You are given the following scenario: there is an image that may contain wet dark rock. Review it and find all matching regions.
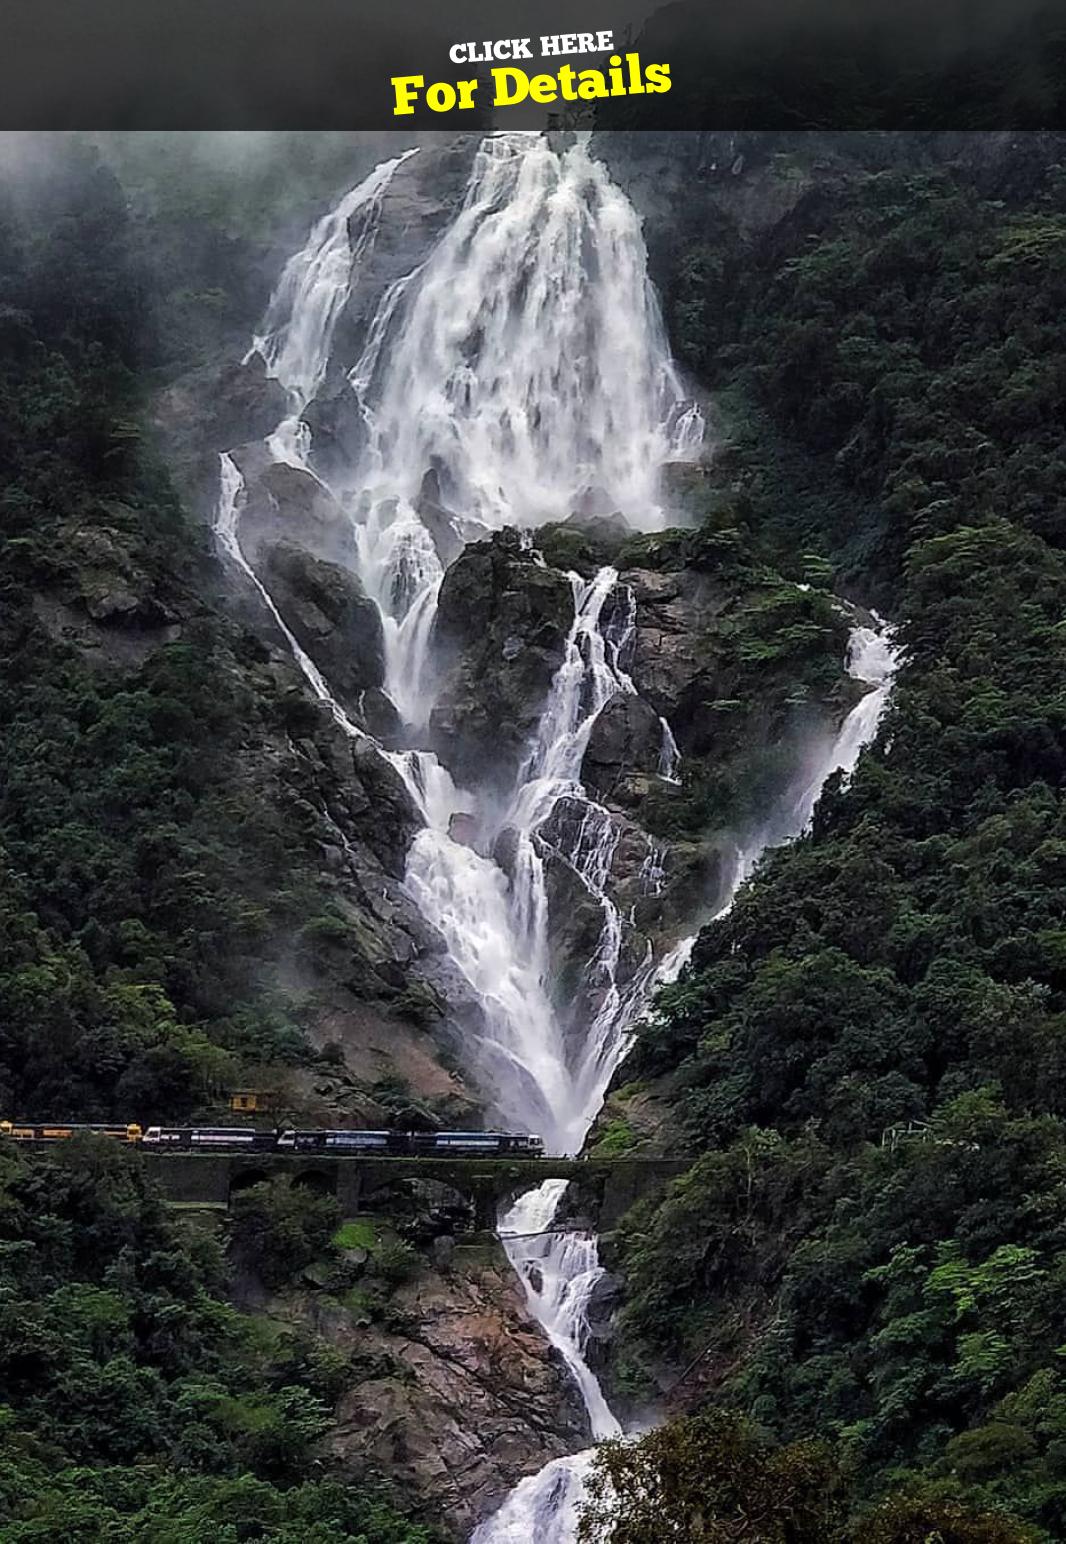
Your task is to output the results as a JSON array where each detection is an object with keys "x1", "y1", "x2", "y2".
[
  {"x1": 585, "y1": 1271, "x2": 623, "y2": 1339},
  {"x1": 622, "y1": 565, "x2": 729, "y2": 754},
  {"x1": 332, "y1": 137, "x2": 482, "y2": 359},
  {"x1": 417, "y1": 492, "x2": 465, "y2": 570},
  {"x1": 430, "y1": 1234, "x2": 456, "y2": 1270},
  {"x1": 236, "y1": 456, "x2": 359, "y2": 569},
  {"x1": 359, "y1": 686, "x2": 404, "y2": 746},
  {"x1": 536, "y1": 510, "x2": 633, "y2": 575},
  {"x1": 260, "y1": 541, "x2": 386, "y2": 709},
  {"x1": 301, "y1": 388, "x2": 369, "y2": 482},
  {"x1": 448, "y1": 811, "x2": 479, "y2": 847},
  {"x1": 582, "y1": 692, "x2": 664, "y2": 801},
  {"x1": 154, "y1": 352, "x2": 289, "y2": 462},
  {"x1": 431, "y1": 529, "x2": 573, "y2": 789}
]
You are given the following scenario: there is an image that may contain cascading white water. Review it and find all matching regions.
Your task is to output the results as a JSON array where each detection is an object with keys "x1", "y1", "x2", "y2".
[
  {"x1": 473, "y1": 617, "x2": 899, "y2": 1544},
  {"x1": 398, "y1": 561, "x2": 662, "y2": 1156},
  {"x1": 498, "y1": 567, "x2": 655, "y2": 1154},
  {"x1": 351, "y1": 132, "x2": 699, "y2": 529},
  {"x1": 216, "y1": 453, "x2": 366, "y2": 735},
  {"x1": 249, "y1": 150, "x2": 418, "y2": 412},
  {"x1": 341, "y1": 130, "x2": 703, "y2": 722},
  {"x1": 657, "y1": 717, "x2": 682, "y2": 783},
  {"x1": 225, "y1": 133, "x2": 702, "y2": 1161}
]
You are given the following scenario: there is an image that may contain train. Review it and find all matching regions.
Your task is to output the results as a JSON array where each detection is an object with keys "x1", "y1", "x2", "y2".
[{"x1": 0, "y1": 1121, "x2": 545, "y2": 1157}]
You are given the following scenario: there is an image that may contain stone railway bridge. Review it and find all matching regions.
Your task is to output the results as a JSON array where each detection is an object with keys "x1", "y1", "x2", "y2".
[{"x1": 145, "y1": 1153, "x2": 688, "y2": 1230}]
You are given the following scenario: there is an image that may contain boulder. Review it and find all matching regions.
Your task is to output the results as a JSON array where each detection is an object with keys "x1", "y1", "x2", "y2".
[
  {"x1": 300, "y1": 387, "x2": 368, "y2": 482},
  {"x1": 585, "y1": 1270, "x2": 623, "y2": 1339},
  {"x1": 536, "y1": 510, "x2": 632, "y2": 575},
  {"x1": 448, "y1": 811, "x2": 479, "y2": 847},
  {"x1": 415, "y1": 467, "x2": 465, "y2": 569},
  {"x1": 431, "y1": 529, "x2": 574, "y2": 788},
  {"x1": 60, "y1": 523, "x2": 181, "y2": 629},
  {"x1": 154, "y1": 352, "x2": 289, "y2": 462},
  {"x1": 236, "y1": 456, "x2": 359, "y2": 570},
  {"x1": 623, "y1": 565, "x2": 728, "y2": 753},
  {"x1": 582, "y1": 692, "x2": 664, "y2": 801},
  {"x1": 259, "y1": 542, "x2": 386, "y2": 710}
]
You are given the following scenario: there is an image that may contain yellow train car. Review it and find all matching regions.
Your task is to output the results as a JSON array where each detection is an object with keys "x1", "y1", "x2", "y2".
[{"x1": 0, "y1": 1122, "x2": 142, "y2": 1143}]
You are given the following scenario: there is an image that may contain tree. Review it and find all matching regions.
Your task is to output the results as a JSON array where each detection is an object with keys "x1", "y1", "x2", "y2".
[
  {"x1": 577, "y1": 1412, "x2": 845, "y2": 1542},
  {"x1": 227, "y1": 1177, "x2": 339, "y2": 1289},
  {"x1": 578, "y1": 1414, "x2": 1034, "y2": 1544}
]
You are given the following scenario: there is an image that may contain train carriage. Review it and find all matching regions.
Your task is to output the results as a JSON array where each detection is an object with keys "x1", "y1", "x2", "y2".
[
  {"x1": 2, "y1": 1121, "x2": 545, "y2": 1156},
  {"x1": 0, "y1": 1121, "x2": 143, "y2": 1143}
]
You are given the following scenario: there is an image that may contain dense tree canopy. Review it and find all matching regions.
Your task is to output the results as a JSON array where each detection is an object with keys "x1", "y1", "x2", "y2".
[
  {"x1": 578, "y1": 1412, "x2": 1032, "y2": 1543},
  {"x1": 0, "y1": 1137, "x2": 431, "y2": 1540}
]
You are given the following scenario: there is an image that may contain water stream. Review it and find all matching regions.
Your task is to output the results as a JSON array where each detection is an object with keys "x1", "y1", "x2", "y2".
[
  {"x1": 211, "y1": 131, "x2": 898, "y2": 1542},
  {"x1": 473, "y1": 621, "x2": 898, "y2": 1543}
]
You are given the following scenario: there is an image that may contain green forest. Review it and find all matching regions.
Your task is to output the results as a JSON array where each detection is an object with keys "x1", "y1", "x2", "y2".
[
  {"x1": 606, "y1": 139, "x2": 1066, "y2": 1539},
  {"x1": 0, "y1": 137, "x2": 378, "y2": 1123},
  {"x1": 0, "y1": 136, "x2": 438, "y2": 1540},
  {"x1": 0, "y1": 1137, "x2": 432, "y2": 1540}
]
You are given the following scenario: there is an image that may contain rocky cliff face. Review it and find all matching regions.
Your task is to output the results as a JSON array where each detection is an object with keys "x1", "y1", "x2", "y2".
[
  {"x1": 249, "y1": 1234, "x2": 588, "y2": 1539},
  {"x1": 424, "y1": 520, "x2": 855, "y2": 1065},
  {"x1": 260, "y1": 541, "x2": 387, "y2": 710},
  {"x1": 328, "y1": 1247, "x2": 587, "y2": 1535}
]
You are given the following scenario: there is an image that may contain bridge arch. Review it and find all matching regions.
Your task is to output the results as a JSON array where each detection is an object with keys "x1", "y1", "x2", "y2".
[{"x1": 228, "y1": 1166, "x2": 271, "y2": 1201}]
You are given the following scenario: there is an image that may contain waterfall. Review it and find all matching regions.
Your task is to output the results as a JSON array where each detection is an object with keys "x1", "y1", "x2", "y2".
[
  {"x1": 249, "y1": 149, "x2": 418, "y2": 410},
  {"x1": 340, "y1": 130, "x2": 702, "y2": 720},
  {"x1": 473, "y1": 616, "x2": 898, "y2": 1543},
  {"x1": 215, "y1": 453, "x2": 368, "y2": 737},
  {"x1": 220, "y1": 133, "x2": 701, "y2": 1158},
  {"x1": 657, "y1": 717, "x2": 682, "y2": 782},
  {"x1": 211, "y1": 131, "x2": 896, "y2": 1544},
  {"x1": 349, "y1": 132, "x2": 698, "y2": 529},
  {"x1": 784, "y1": 618, "x2": 898, "y2": 836}
]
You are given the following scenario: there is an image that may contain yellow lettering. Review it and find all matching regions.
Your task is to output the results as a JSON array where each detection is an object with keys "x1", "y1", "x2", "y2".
[
  {"x1": 391, "y1": 75, "x2": 424, "y2": 115},
  {"x1": 492, "y1": 67, "x2": 531, "y2": 105}
]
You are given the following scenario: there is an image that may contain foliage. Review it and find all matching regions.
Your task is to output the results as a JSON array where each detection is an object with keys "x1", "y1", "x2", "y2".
[
  {"x1": 578, "y1": 1412, "x2": 1030, "y2": 1543},
  {"x1": 228, "y1": 1178, "x2": 340, "y2": 1289},
  {"x1": 0, "y1": 1140, "x2": 431, "y2": 1539},
  {"x1": 0, "y1": 137, "x2": 354, "y2": 1121}
]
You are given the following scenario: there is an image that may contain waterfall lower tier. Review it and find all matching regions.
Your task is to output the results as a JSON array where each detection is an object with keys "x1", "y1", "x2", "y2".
[
  {"x1": 472, "y1": 617, "x2": 899, "y2": 1542},
  {"x1": 500, "y1": 1182, "x2": 620, "y2": 1442},
  {"x1": 470, "y1": 1450, "x2": 597, "y2": 1544}
]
